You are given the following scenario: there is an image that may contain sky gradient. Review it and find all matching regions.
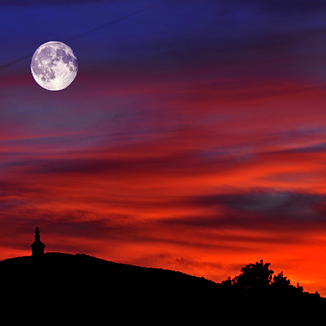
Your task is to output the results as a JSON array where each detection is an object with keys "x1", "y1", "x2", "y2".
[{"x1": 1, "y1": 0, "x2": 326, "y2": 296}]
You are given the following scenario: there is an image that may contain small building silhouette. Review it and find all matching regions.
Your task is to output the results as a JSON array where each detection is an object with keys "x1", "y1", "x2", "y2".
[{"x1": 31, "y1": 227, "x2": 45, "y2": 257}]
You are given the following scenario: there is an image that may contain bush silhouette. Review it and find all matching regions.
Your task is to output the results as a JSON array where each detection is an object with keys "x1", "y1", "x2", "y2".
[
  {"x1": 231, "y1": 259, "x2": 273, "y2": 292},
  {"x1": 271, "y1": 271, "x2": 303, "y2": 295},
  {"x1": 272, "y1": 271, "x2": 291, "y2": 288},
  {"x1": 221, "y1": 259, "x2": 312, "y2": 301}
]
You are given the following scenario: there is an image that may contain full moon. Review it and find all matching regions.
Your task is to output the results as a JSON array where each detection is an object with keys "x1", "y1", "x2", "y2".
[{"x1": 30, "y1": 41, "x2": 78, "y2": 91}]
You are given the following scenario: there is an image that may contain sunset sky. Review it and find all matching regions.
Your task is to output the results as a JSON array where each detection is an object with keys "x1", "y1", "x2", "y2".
[{"x1": 1, "y1": 0, "x2": 326, "y2": 296}]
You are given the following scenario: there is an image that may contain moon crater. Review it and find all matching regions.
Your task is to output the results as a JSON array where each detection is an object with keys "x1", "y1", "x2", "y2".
[{"x1": 31, "y1": 41, "x2": 78, "y2": 91}]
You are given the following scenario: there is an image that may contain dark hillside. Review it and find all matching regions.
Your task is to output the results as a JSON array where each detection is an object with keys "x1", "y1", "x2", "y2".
[
  {"x1": 0, "y1": 252, "x2": 221, "y2": 321},
  {"x1": 0, "y1": 253, "x2": 324, "y2": 322}
]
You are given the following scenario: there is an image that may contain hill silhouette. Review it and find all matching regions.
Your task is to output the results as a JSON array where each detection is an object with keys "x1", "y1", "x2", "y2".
[{"x1": 0, "y1": 253, "x2": 324, "y2": 322}]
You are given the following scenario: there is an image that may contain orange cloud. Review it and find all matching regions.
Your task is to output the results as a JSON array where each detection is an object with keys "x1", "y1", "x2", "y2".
[{"x1": 2, "y1": 72, "x2": 326, "y2": 295}]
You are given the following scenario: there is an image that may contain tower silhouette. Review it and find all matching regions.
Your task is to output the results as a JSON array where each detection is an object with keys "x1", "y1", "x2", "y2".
[{"x1": 31, "y1": 227, "x2": 45, "y2": 257}]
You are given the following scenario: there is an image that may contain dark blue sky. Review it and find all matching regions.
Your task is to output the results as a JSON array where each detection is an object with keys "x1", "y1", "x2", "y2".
[{"x1": 1, "y1": 0, "x2": 325, "y2": 76}]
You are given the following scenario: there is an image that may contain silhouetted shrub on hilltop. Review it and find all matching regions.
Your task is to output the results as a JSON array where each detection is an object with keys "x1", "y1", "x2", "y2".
[{"x1": 220, "y1": 259, "x2": 323, "y2": 302}]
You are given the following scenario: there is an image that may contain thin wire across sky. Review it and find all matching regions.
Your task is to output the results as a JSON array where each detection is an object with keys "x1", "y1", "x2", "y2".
[{"x1": 0, "y1": 0, "x2": 168, "y2": 71}]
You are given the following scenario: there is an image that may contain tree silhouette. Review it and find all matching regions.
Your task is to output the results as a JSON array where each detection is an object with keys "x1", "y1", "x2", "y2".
[
  {"x1": 221, "y1": 276, "x2": 232, "y2": 287},
  {"x1": 272, "y1": 271, "x2": 291, "y2": 289},
  {"x1": 222, "y1": 259, "x2": 312, "y2": 300},
  {"x1": 231, "y1": 259, "x2": 273, "y2": 293},
  {"x1": 271, "y1": 271, "x2": 305, "y2": 295}
]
